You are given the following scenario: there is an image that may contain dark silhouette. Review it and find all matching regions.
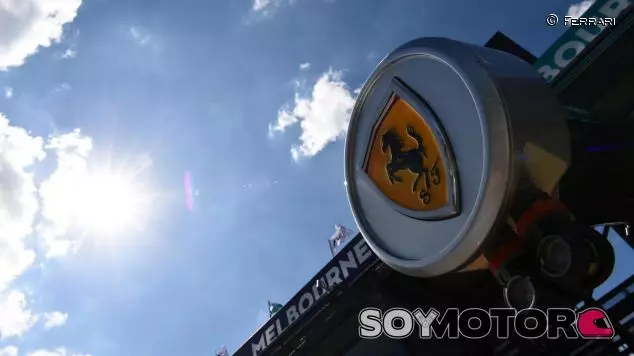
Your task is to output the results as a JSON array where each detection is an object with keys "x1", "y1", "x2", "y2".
[{"x1": 381, "y1": 125, "x2": 430, "y2": 196}]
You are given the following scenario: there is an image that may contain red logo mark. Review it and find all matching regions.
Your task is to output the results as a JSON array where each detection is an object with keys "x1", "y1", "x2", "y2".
[{"x1": 577, "y1": 307, "x2": 615, "y2": 339}]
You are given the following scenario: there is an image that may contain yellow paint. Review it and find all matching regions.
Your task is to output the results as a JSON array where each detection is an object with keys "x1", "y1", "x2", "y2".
[
  {"x1": 457, "y1": 254, "x2": 490, "y2": 272},
  {"x1": 523, "y1": 143, "x2": 569, "y2": 196},
  {"x1": 365, "y1": 96, "x2": 448, "y2": 211}
]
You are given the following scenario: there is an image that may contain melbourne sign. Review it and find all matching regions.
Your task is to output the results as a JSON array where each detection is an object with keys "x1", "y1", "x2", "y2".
[
  {"x1": 534, "y1": 0, "x2": 632, "y2": 82},
  {"x1": 233, "y1": 235, "x2": 378, "y2": 356}
]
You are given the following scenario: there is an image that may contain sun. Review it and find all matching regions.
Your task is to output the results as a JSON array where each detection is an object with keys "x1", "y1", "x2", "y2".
[{"x1": 72, "y1": 169, "x2": 152, "y2": 236}]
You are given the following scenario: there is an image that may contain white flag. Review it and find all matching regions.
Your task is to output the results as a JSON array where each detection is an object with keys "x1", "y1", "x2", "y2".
[
  {"x1": 216, "y1": 346, "x2": 229, "y2": 356},
  {"x1": 329, "y1": 224, "x2": 352, "y2": 256}
]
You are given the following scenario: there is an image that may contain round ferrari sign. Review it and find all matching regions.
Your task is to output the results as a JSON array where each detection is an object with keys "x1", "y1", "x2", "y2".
[{"x1": 344, "y1": 37, "x2": 570, "y2": 278}]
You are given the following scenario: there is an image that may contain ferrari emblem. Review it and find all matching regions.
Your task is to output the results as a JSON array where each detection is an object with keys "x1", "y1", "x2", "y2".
[{"x1": 363, "y1": 80, "x2": 459, "y2": 219}]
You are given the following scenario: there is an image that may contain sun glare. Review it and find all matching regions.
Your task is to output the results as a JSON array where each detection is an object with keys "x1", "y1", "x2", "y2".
[{"x1": 73, "y1": 170, "x2": 151, "y2": 236}]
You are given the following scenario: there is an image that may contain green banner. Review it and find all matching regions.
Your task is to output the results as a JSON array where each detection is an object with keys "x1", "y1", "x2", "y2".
[{"x1": 534, "y1": 0, "x2": 633, "y2": 82}]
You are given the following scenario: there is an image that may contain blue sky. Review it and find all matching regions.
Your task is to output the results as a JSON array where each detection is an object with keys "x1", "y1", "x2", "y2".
[{"x1": 0, "y1": 0, "x2": 631, "y2": 355}]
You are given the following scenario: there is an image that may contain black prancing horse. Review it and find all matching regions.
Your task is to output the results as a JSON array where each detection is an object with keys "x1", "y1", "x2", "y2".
[{"x1": 381, "y1": 125, "x2": 440, "y2": 203}]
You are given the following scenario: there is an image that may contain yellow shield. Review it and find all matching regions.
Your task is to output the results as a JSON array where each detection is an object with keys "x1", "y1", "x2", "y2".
[{"x1": 364, "y1": 94, "x2": 449, "y2": 212}]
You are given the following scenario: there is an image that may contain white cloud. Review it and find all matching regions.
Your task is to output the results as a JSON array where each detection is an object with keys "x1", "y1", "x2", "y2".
[
  {"x1": 4, "y1": 87, "x2": 13, "y2": 99},
  {"x1": 3, "y1": 119, "x2": 152, "y2": 260},
  {"x1": 0, "y1": 290, "x2": 39, "y2": 339},
  {"x1": 29, "y1": 349, "x2": 63, "y2": 356},
  {"x1": 43, "y1": 311, "x2": 68, "y2": 329},
  {"x1": 253, "y1": 0, "x2": 273, "y2": 12},
  {"x1": 28, "y1": 348, "x2": 91, "y2": 356},
  {"x1": 128, "y1": 26, "x2": 162, "y2": 54},
  {"x1": 299, "y1": 62, "x2": 310, "y2": 71},
  {"x1": 0, "y1": 114, "x2": 43, "y2": 291},
  {"x1": 0, "y1": 0, "x2": 83, "y2": 70},
  {"x1": 566, "y1": 0, "x2": 595, "y2": 19},
  {"x1": 51, "y1": 83, "x2": 72, "y2": 95},
  {"x1": 0, "y1": 117, "x2": 41, "y2": 340},
  {"x1": 269, "y1": 69, "x2": 358, "y2": 161},
  {"x1": 58, "y1": 29, "x2": 79, "y2": 60},
  {"x1": 38, "y1": 129, "x2": 93, "y2": 258},
  {"x1": 0, "y1": 114, "x2": 45, "y2": 340},
  {"x1": 29, "y1": 351, "x2": 62, "y2": 356},
  {"x1": 130, "y1": 26, "x2": 151, "y2": 46},
  {"x1": 0, "y1": 114, "x2": 94, "y2": 342},
  {"x1": 61, "y1": 49, "x2": 76, "y2": 59},
  {"x1": 252, "y1": 0, "x2": 295, "y2": 15},
  {"x1": 0, "y1": 235, "x2": 35, "y2": 298},
  {"x1": 268, "y1": 109, "x2": 297, "y2": 137},
  {"x1": 2, "y1": 111, "x2": 94, "y2": 266},
  {"x1": 0, "y1": 346, "x2": 18, "y2": 356}
]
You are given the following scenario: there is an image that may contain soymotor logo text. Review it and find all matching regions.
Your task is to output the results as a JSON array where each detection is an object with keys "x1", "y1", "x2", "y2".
[{"x1": 359, "y1": 307, "x2": 615, "y2": 340}]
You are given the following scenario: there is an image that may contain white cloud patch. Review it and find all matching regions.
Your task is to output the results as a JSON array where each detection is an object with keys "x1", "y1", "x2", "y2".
[
  {"x1": 251, "y1": 0, "x2": 295, "y2": 15},
  {"x1": 0, "y1": 346, "x2": 18, "y2": 356},
  {"x1": 0, "y1": 114, "x2": 43, "y2": 291},
  {"x1": 130, "y1": 26, "x2": 151, "y2": 46},
  {"x1": 42, "y1": 311, "x2": 68, "y2": 329},
  {"x1": 128, "y1": 26, "x2": 162, "y2": 54},
  {"x1": 61, "y1": 49, "x2": 76, "y2": 59},
  {"x1": 28, "y1": 348, "x2": 91, "y2": 356},
  {"x1": 253, "y1": 0, "x2": 274, "y2": 12},
  {"x1": 4, "y1": 87, "x2": 13, "y2": 99},
  {"x1": 566, "y1": 0, "x2": 595, "y2": 18},
  {"x1": 269, "y1": 69, "x2": 358, "y2": 161},
  {"x1": 38, "y1": 129, "x2": 93, "y2": 258},
  {"x1": 0, "y1": 290, "x2": 38, "y2": 339},
  {"x1": 299, "y1": 62, "x2": 310, "y2": 71},
  {"x1": 268, "y1": 109, "x2": 297, "y2": 137},
  {"x1": 0, "y1": 0, "x2": 83, "y2": 70},
  {"x1": 0, "y1": 115, "x2": 42, "y2": 340},
  {"x1": 1, "y1": 114, "x2": 96, "y2": 340},
  {"x1": 59, "y1": 29, "x2": 79, "y2": 60},
  {"x1": 51, "y1": 83, "x2": 71, "y2": 95}
]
